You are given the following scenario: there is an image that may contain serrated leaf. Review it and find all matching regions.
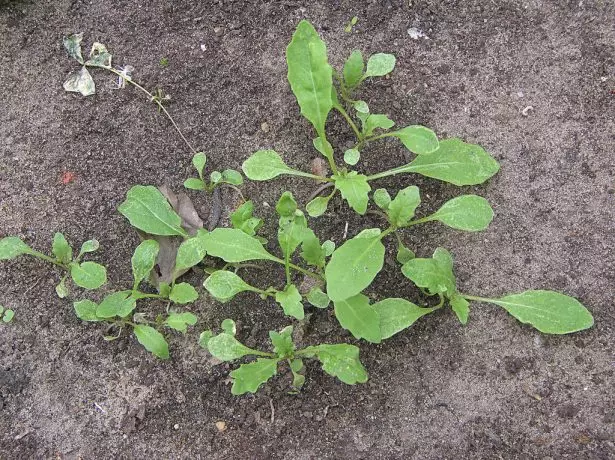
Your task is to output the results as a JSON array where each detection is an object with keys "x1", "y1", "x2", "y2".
[
  {"x1": 85, "y1": 42, "x2": 112, "y2": 67},
  {"x1": 169, "y1": 282, "x2": 198, "y2": 304},
  {"x1": 343, "y1": 149, "x2": 360, "y2": 166},
  {"x1": 373, "y1": 298, "x2": 436, "y2": 340},
  {"x1": 202, "y1": 228, "x2": 276, "y2": 262},
  {"x1": 387, "y1": 186, "x2": 420, "y2": 227},
  {"x1": 175, "y1": 229, "x2": 208, "y2": 271},
  {"x1": 0, "y1": 237, "x2": 32, "y2": 260},
  {"x1": 401, "y1": 248, "x2": 456, "y2": 296},
  {"x1": 275, "y1": 284, "x2": 304, "y2": 320},
  {"x1": 300, "y1": 231, "x2": 325, "y2": 268},
  {"x1": 192, "y1": 152, "x2": 207, "y2": 177},
  {"x1": 63, "y1": 67, "x2": 95, "y2": 96},
  {"x1": 242, "y1": 150, "x2": 294, "y2": 181},
  {"x1": 165, "y1": 312, "x2": 198, "y2": 333},
  {"x1": 306, "y1": 287, "x2": 330, "y2": 309},
  {"x1": 343, "y1": 50, "x2": 364, "y2": 88},
  {"x1": 52, "y1": 232, "x2": 72, "y2": 263},
  {"x1": 133, "y1": 325, "x2": 169, "y2": 359},
  {"x1": 63, "y1": 33, "x2": 84, "y2": 64},
  {"x1": 183, "y1": 178, "x2": 206, "y2": 190},
  {"x1": 78, "y1": 239, "x2": 100, "y2": 258},
  {"x1": 73, "y1": 299, "x2": 100, "y2": 322},
  {"x1": 404, "y1": 138, "x2": 500, "y2": 186},
  {"x1": 429, "y1": 195, "x2": 494, "y2": 231},
  {"x1": 334, "y1": 172, "x2": 371, "y2": 215},
  {"x1": 363, "y1": 114, "x2": 395, "y2": 137},
  {"x1": 269, "y1": 326, "x2": 294, "y2": 357},
  {"x1": 333, "y1": 294, "x2": 381, "y2": 343},
  {"x1": 483, "y1": 290, "x2": 594, "y2": 334},
  {"x1": 207, "y1": 332, "x2": 256, "y2": 361},
  {"x1": 70, "y1": 261, "x2": 107, "y2": 289},
  {"x1": 276, "y1": 191, "x2": 298, "y2": 217},
  {"x1": 450, "y1": 294, "x2": 470, "y2": 325},
  {"x1": 303, "y1": 344, "x2": 367, "y2": 384},
  {"x1": 393, "y1": 126, "x2": 439, "y2": 155},
  {"x1": 131, "y1": 239, "x2": 160, "y2": 286},
  {"x1": 306, "y1": 195, "x2": 331, "y2": 217},
  {"x1": 325, "y1": 234, "x2": 385, "y2": 301},
  {"x1": 230, "y1": 358, "x2": 279, "y2": 395},
  {"x1": 96, "y1": 291, "x2": 136, "y2": 318},
  {"x1": 365, "y1": 53, "x2": 396, "y2": 77},
  {"x1": 373, "y1": 188, "x2": 391, "y2": 210},
  {"x1": 286, "y1": 20, "x2": 333, "y2": 136},
  {"x1": 204, "y1": 270, "x2": 254, "y2": 302},
  {"x1": 221, "y1": 169, "x2": 243, "y2": 185},
  {"x1": 118, "y1": 185, "x2": 187, "y2": 236}
]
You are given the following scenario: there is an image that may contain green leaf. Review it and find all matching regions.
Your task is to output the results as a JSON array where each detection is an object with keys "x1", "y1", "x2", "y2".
[
  {"x1": 96, "y1": 291, "x2": 136, "y2": 318},
  {"x1": 278, "y1": 212, "x2": 309, "y2": 259},
  {"x1": 396, "y1": 243, "x2": 415, "y2": 264},
  {"x1": 343, "y1": 148, "x2": 360, "y2": 166},
  {"x1": 334, "y1": 172, "x2": 371, "y2": 215},
  {"x1": 230, "y1": 358, "x2": 279, "y2": 395},
  {"x1": 2, "y1": 309, "x2": 14, "y2": 323},
  {"x1": 175, "y1": 229, "x2": 208, "y2": 271},
  {"x1": 303, "y1": 344, "x2": 367, "y2": 384},
  {"x1": 405, "y1": 138, "x2": 500, "y2": 186},
  {"x1": 70, "y1": 261, "x2": 107, "y2": 289},
  {"x1": 118, "y1": 185, "x2": 187, "y2": 236},
  {"x1": 300, "y1": 231, "x2": 325, "y2": 268},
  {"x1": 204, "y1": 270, "x2": 255, "y2": 303},
  {"x1": 429, "y1": 195, "x2": 494, "y2": 231},
  {"x1": 183, "y1": 178, "x2": 206, "y2": 190},
  {"x1": 84, "y1": 42, "x2": 112, "y2": 67},
  {"x1": 131, "y1": 239, "x2": 160, "y2": 286},
  {"x1": 221, "y1": 318, "x2": 237, "y2": 335},
  {"x1": 393, "y1": 126, "x2": 439, "y2": 155},
  {"x1": 333, "y1": 294, "x2": 381, "y2": 343},
  {"x1": 373, "y1": 298, "x2": 435, "y2": 340},
  {"x1": 286, "y1": 20, "x2": 333, "y2": 135},
  {"x1": 275, "y1": 284, "x2": 304, "y2": 320},
  {"x1": 353, "y1": 100, "x2": 369, "y2": 113},
  {"x1": 313, "y1": 137, "x2": 333, "y2": 157},
  {"x1": 52, "y1": 232, "x2": 72, "y2": 263},
  {"x1": 207, "y1": 333, "x2": 257, "y2": 361},
  {"x1": 78, "y1": 239, "x2": 100, "y2": 258},
  {"x1": 306, "y1": 287, "x2": 330, "y2": 309},
  {"x1": 482, "y1": 290, "x2": 594, "y2": 334},
  {"x1": 242, "y1": 150, "x2": 294, "y2": 181},
  {"x1": 63, "y1": 67, "x2": 95, "y2": 96},
  {"x1": 55, "y1": 279, "x2": 69, "y2": 298},
  {"x1": 450, "y1": 294, "x2": 470, "y2": 325},
  {"x1": 221, "y1": 169, "x2": 243, "y2": 185},
  {"x1": 165, "y1": 312, "x2": 198, "y2": 333},
  {"x1": 63, "y1": 33, "x2": 84, "y2": 64},
  {"x1": 321, "y1": 240, "x2": 335, "y2": 256},
  {"x1": 202, "y1": 228, "x2": 277, "y2": 262},
  {"x1": 365, "y1": 53, "x2": 396, "y2": 77},
  {"x1": 363, "y1": 114, "x2": 395, "y2": 137},
  {"x1": 401, "y1": 249, "x2": 456, "y2": 296},
  {"x1": 198, "y1": 330, "x2": 214, "y2": 348},
  {"x1": 290, "y1": 358, "x2": 305, "y2": 389},
  {"x1": 343, "y1": 50, "x2": 364, "y2": 88},
  {"x1": 210, "y1": 171, "x2": 222, "y2": 184},
  {"x1": 73, "y1": 299, "x2": 100, "y2": 322},
  {"x1": 133, "y1": 325, "x2": 169, "y2": 359},
  {"x1": 169, "y1": 283, "x2": 199, "y2": 304},
  {"x1": 231, "y1": 201, "x2": 263, "y2": 236},
  {"x1": 0, "y1": 237, "x2": 32, "y2": 260},
  {"x1": 387, "y1": 186, "x2": 420, "y2": 227},
  {"x1": 276, "y1": 191, "x2": 298, "y2": 217},
  {"x1": 325, "y1": 234, "x2": 385, "y2": 301},
  {"x1": 269, "y1": 326, "x2": 294, "y2": 357},
  {"x1": 373, "y1": 188, "x2": 391, "y2": 210},
  {"x1": 192, "y1": 152, "x2": 207, "y2": 178},
  {"x1": 306, "y1": 196, "x2": 331, "y2": 217}
]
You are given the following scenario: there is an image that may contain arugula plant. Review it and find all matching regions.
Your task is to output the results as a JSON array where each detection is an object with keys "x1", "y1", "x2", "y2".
[
  {"x1": 0, "y1": 305, "x2": 15, "y2": 324},
  {"x1": 0, "y1": 233, "x2": 107, "y2": 298},
  {"x1": 241, "y1": 20, "x2": 499, "y2": 217},
  {"x1": 199, "y1": 320, "x2": 367, "y2": 394},
  {"x1": 183, "y1": 151, "x2": 243, "y2": 193}
]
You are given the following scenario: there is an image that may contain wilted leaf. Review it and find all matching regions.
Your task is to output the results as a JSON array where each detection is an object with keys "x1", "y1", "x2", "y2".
[{"x1": 64, "y1": 67, "x2": 95, "y2": 96}]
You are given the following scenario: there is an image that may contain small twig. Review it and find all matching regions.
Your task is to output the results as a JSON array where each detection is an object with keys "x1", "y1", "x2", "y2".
[{"x1": 269, "y1": 398, "x2": 275, "y2": 424}]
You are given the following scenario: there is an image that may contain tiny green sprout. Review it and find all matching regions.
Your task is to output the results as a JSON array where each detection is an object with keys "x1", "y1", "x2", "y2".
[
  {"x1": 159, "y1": 57, "x2": 169, "y2": 67},
  {"x1": 183, "y1": 151, "x2": 244, "y2": 193},
  {"x1": 200, "y1": 321, "x2": 367, "y2": 394},
  {"x1": 0, "y1": 305, "x2": 15, "y2": 323},
  {"x1": 344, "y1": 16, "x2": 358, "y2": 33}
]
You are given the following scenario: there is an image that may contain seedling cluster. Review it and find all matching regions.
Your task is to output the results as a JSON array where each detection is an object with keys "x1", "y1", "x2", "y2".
[{"x1": 0, "y1": 21, "x2": 594, "y2": 395}]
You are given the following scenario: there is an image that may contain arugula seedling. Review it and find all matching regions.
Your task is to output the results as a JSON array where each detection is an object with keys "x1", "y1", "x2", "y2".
[
  {"x1": 0, "y1": 234, "x2": 107, "y2": 298},
  {"x1": 199, "y1": 320, "x2": 367, "y2": 394},
  {"x1": 0, "y1": 305, "x2": 15, "y2": 323},
  {"x1": 183, "y1": 151, "x2": 244, "y2": 193}
]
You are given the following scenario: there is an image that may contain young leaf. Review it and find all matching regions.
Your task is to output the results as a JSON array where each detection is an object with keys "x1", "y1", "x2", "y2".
[
  {"x1": 242, "y1": 150, "x2": 294, "y2": 181},
  {"x1": 73, "y1": 299, "x2": 100, "y2": 322},
  {"x1": 118, "y1": 185, "x2": 187, "y2": 236},
  {"x1": 373, "y1": 188, "x2": 391, "y2": 210},
  {"x1": 204, "y1": 270, "x2": 255, "y2": 302},
  {"x1": 169, "y1": 283, "x2": 199, "y2": 304},
  {"x1": 231, "y1": 201, "x2": 263, "y2": 236},
  {"x1": 286, "y1": 20, "x2": 333, "y2": 136},
  {"x1": 363, "y1": 114, "x2": 395, "y2": 137},
  {"x1": 183, "y1": 178, "x2": 206, "y2": 190},
  {"x1": 278, "y1": 212, "x2": 309, "y2": 258},
  {"x1": 52, "y1": 232, "x2": 72, "y2": 263},
  {"x1": 275, "y1": 284, "x2": 305, "y2": 320},
  {"x1": 306, "y1": 196, "x2": 331, "y2": 218},
  {"x1": 373, "y1": 298, "x2": 436, "y2": 339},
  {"x1": 313, "y1": 137, "x2": 334, "y2": 157},
  {"x1": 198, "y1": 330, "x2": 214, "y2": 348},
  {"x1": 221, "y1": 319, "x2": 237, "y2": 335},
  {"x1": 63, "y1": 67, "x2": 95, "y2": 96},
  {"x1": 55, "y1": 279, "x2": 69, "y2": 298},
  {"x1": 344, "y1": 149, "x2": 360, "y2": 166},
  {"x1": 353, "y1": 100, "x2": 369, "y2": 113},
  {"x1": 481, "y1": 290, "x2": 594, "y2": 334},
  {"x1": 207, "y1": 332, "x2": 258, "y2": 361},
  {"x1": 175, "y1": 229, "x2": 208, "y2": 271},
  {"x1": 276, "y1": 191, "x2": 298, "y2": 217},
  {"x1": 2, "y1": 309, "x2": 15, "y2": 323},
  {"x1": 202, "y1": 228, "x2": 277, "y2": 262},
  {"x1": 402, "y1": 259, "x2": 452, "y2": 296},
  {"x1": 333, "y1": 294, "x2": 381, "y2": 343},
  {"x1": 343, "y1": 50, "x2": 364, "y2": 88},
  {"x1": 96, "y1": 291, "x2": 136, "y2": 318},
  {"x1": 325, "y1": 234, "x2": 385, "y2": 301},
  {"x1": 290, "y1": 358, "x2": 306, "y2": 389},
  {"x1": 450, "y1": 294, "x2": 470, "y2": 325},
  {"x1": 387, "y1": 186, "x2": 420, "y2": 227},
  {"x1": 133, "y1": 325, "x2": 170, "y2": 359},
  {"x1": 210, "y1": 171, "x2": 222, "y2": 184},
  {"x1": 230, "y1": 358, "x2": 279, "y2": 395},
  {"x1": 404, "y1": 138, "x2": 500, "y2": 186},
  {"x1": 396, "y1": 243, "x2": 415, "y2": 264},
  {"x1": 192, "y1": 152, "x2": 207, "y2": 178},
  {"x1": 321, "y1": 240, "x2": 335, "y2": 256},
  {"x1": 428, "y1": 195, "x2": 494, "y2": 231},
  {"x1": 365, "y1": 53, "x2": 396, "y2": 77},
  {"x1": 306, "y1": 287, "x2": 330, "y2": 309},
  {"x1": 334, "y1": 172, "x2": 371, "y2": 215},
  {"x1": 392, "y1": 126, "x2": 439, "y2": 155},
  {"x1": 165, "y1": 312, "x2": 198, "y2": 333},
  {"x1": 78, "y1": 239, "x2": 100, "y2": 258},
  {"x1": 0, "y1": 237, "x2": 32, "y2": 260},
  {"x1": 70, "y1": 261, "x2": 107, "y2": 289},
  {"x1": 63, "y1": 33, "x2": 84, "y2": 64},
  {"x1": 300, "y1": 232, "x2": 326, "y2": 268},
  {"x1": 85, "y1": 42, "x2": 112, "y2": 67},
  {"x1": 302, "y1": 344, "x2": 368, "y2": 384},
  {"x1": 221, "y1": 169, "x2": 243, "y2": 185},
  {"x1": 269, "y1": 326, "x2": 294, "y2": 356},
  {"x1": 131, "y1": 239, "x2": 160, "y2": 286}
]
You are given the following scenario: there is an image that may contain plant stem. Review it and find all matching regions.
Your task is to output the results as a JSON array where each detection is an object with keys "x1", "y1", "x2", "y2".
[
  {"x1": 270, "y1": 256, "x2": 323, "y2": 281},
  {"x1": 334, "y1": 104, "x2": 362, "y2": 141},
  {"x1": 28, "y1": 251, "x2": 68, "y2": 269},
  {"x1": 288, "y1": 170, "x2": 334, "y2": 182},
  {"x1": 402, "y1": 216, "x2": 434, "y2": 228},
  {"x1": 366, "y1": 163, "x2": 415, "y2": 181},
  {"x1": 460, "y1": 294, "x2": 494, "y2": 303},
  {"x1": 284, "y1": 253, "x2": 292, "y2": 285}
]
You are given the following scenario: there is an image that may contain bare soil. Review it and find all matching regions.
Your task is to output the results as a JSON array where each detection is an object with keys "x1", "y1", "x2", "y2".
[{"x1": 1, "y1": 0, "x2": 614, "y2": 458}]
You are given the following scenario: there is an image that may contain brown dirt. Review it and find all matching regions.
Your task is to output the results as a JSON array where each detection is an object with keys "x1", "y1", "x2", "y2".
[{"x1": 1, "y1": 0, "x2": 614, "y2": 458}]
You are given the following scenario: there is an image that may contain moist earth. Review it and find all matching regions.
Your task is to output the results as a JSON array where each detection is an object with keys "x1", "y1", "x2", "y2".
[{"x1": 1, "y1": 0, "x2": 614, "y2": 458}]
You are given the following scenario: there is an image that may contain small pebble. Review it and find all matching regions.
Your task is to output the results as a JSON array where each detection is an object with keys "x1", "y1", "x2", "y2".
[
  {"x1": 214, "y1": 26, "x2": 224, "y2": 37},
  {"x1": 261, "y1": 122, "x2": 270, "y2": 133},
  {"x1": 174, "y1": 424, "x2": 180, "y2": 430},
  {"x1": 215, "y1": 421, "x2": 227, "y2": 432},
  {"x1": 200, "y1": 44, "x2": 206, "y2": 52}
]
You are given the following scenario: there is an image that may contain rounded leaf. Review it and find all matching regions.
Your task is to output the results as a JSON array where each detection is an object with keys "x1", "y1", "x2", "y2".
[
  {"x1": 365, "y1": 53, "x2": 396, "y2": 77},
  {"x1": 242, "y1": 150, "x2": 292, "y2": 181},
  {"x1": 430, "y1": 195, "x2": 494, "y2": 231},
  {"x1": 70, "y1": 261, "x2": 107, "y2": 289}
]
